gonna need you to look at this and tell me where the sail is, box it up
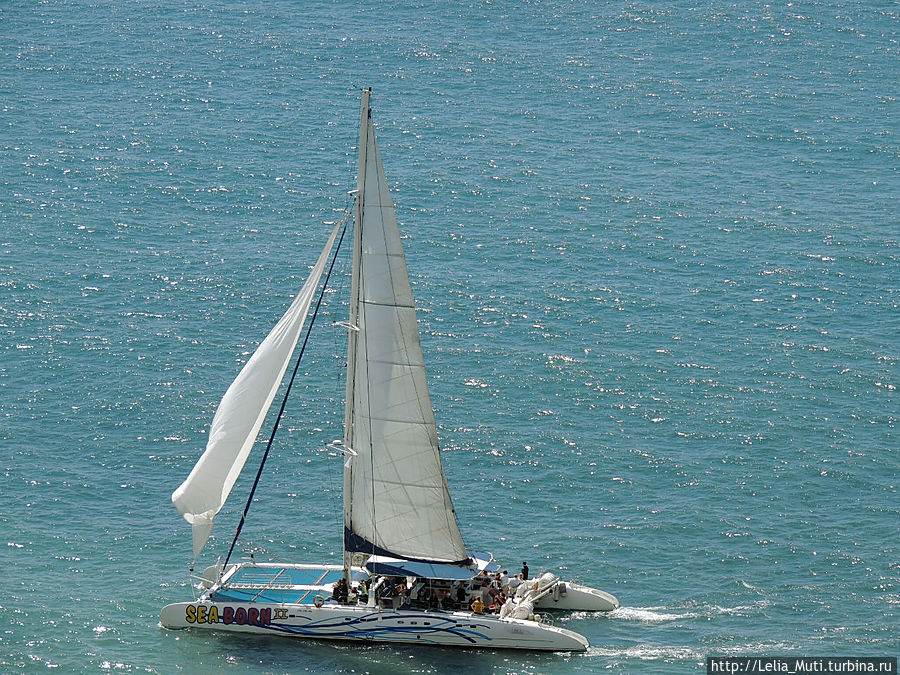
[343,91,469,565]
[173,222,341,562]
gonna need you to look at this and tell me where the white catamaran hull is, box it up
[159,601,588,651]
[163,91,613,654]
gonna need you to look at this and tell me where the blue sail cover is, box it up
[362,549,497,580]
[365,559,477,580]
[344,528,471,566]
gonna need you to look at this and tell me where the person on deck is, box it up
[488,583,503,605]
[378,578,396,608]
[409,580,424,606]
[471,596,484,614]
[479,581,492,605]
[332,577,349,604]
[455,582,467,610]
[396,582,408,609]
[421,585,433,609]
[521,562,529,580]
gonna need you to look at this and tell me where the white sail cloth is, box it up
[173,223,341,562]
[343,104,468,564]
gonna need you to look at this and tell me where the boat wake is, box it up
[588,644,701,660]
[610,606,690,622]
[605,600,771,623]
[587,638,803,663]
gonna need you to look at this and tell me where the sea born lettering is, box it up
[184,605,271,627]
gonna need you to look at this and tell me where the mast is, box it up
[342,87,371,583]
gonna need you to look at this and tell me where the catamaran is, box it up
[160,89,618,651]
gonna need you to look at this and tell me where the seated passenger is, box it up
[331,577,349,604]
[408,581,424,606]
[421,585,434,609]
[378,578,396,607]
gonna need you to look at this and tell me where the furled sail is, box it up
[343,90,469,565]
[173,222,341,562]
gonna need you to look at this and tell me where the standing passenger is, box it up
[455,582,467,609]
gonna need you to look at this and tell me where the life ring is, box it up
[350,553,366,568]
[313,594,325,608]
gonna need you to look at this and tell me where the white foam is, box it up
[610,600,770,623]
[612,606,695,622]
[589,644,701,660]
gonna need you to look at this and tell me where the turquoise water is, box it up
[1,0,897,672]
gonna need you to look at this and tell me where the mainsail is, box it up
[173,223,341,562]
[342,90,469,565]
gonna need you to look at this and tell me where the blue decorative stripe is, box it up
[261,612,492,645]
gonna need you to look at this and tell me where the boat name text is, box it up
[184,605,272,627]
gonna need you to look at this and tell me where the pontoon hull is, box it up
[160,601,588,651]
[533,581,619,612]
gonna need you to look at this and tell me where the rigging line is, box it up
[222,218,350,570]
[326,197,355,528]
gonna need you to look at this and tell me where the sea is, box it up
[1,0,896,672]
